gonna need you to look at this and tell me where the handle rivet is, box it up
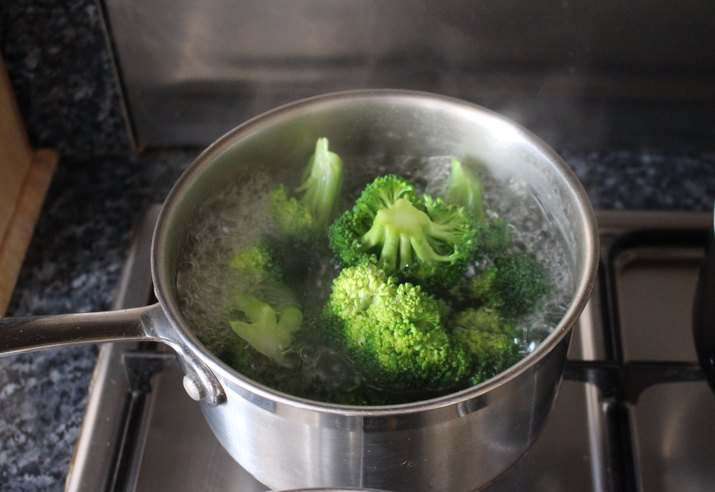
[182,375,204,401]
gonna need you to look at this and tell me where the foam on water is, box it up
[175,153,575,400]
[175,172,280,357]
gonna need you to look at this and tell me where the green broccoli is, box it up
[328,175,477,289]
[449,307,521,385]
[269,185,314,237]
[322,262,469,392]
[229,293,303,364]
[446,157,486,222]
[470,252,551,319]
[229,244,282,278]
[473,218,512,259]
[270,137,343,237]
[297,137,344,227]
[228,245,303,366]
[220,155,551,404]
[229,244,296,306]
[446,157,512,259]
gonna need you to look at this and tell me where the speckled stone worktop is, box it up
[0,151,193,490]
[0,147,713,490]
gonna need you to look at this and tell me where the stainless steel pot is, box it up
[0,91,599,492]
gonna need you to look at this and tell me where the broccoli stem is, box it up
[362,198,453,271]
[233,293,276,325]
[296,137,343,229]
[447,157,486,223]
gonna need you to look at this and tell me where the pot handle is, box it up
[0,304,226,406]
[0,305,159,356]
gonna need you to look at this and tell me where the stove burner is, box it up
[65,207,715,492]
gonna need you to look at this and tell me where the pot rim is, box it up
[152,89,600,416]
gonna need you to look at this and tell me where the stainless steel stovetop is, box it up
[64,207,715,492]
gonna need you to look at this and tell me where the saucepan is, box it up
[0,90,599,491]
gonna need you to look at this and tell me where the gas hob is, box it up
[64,207,715,492]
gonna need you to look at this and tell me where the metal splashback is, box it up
[102,0,715,150]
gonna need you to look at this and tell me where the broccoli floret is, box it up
[352,174,420,214]
[328,175,419,268]
[329,175,477,289]
[271,137,343,237]
[228,245,303,365]
[474,218,512,259]
[229,244,282,278]
[229,293,303,364]
[326,260,396,320]
[228,244,296,307]
[449,307,521,385]
[470,252,551,319]
[269,185,314,237]
[297,137,344,228]
[446,157,512,259]
[446,157,486,223]
[322,262,469,391]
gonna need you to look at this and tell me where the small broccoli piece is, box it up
[474,218,512,259]
[269,185,314,237]
[326,260,395,320]
[229,244,282,278]
[228,244,303,365]
[470,252,551,319]
[329,175,477,289]
[446,157,486,223]
[228,244,296,308]
[297,137,344,228]
[271,137,343,237]
[229,293,303,364]
[322,262,469,391]
[449,307,521,385]
[446,157,512,259]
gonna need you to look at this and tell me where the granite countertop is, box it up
[0,150,195,490]
[0,148,714,491]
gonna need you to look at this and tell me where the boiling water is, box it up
[175,154,574,403]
